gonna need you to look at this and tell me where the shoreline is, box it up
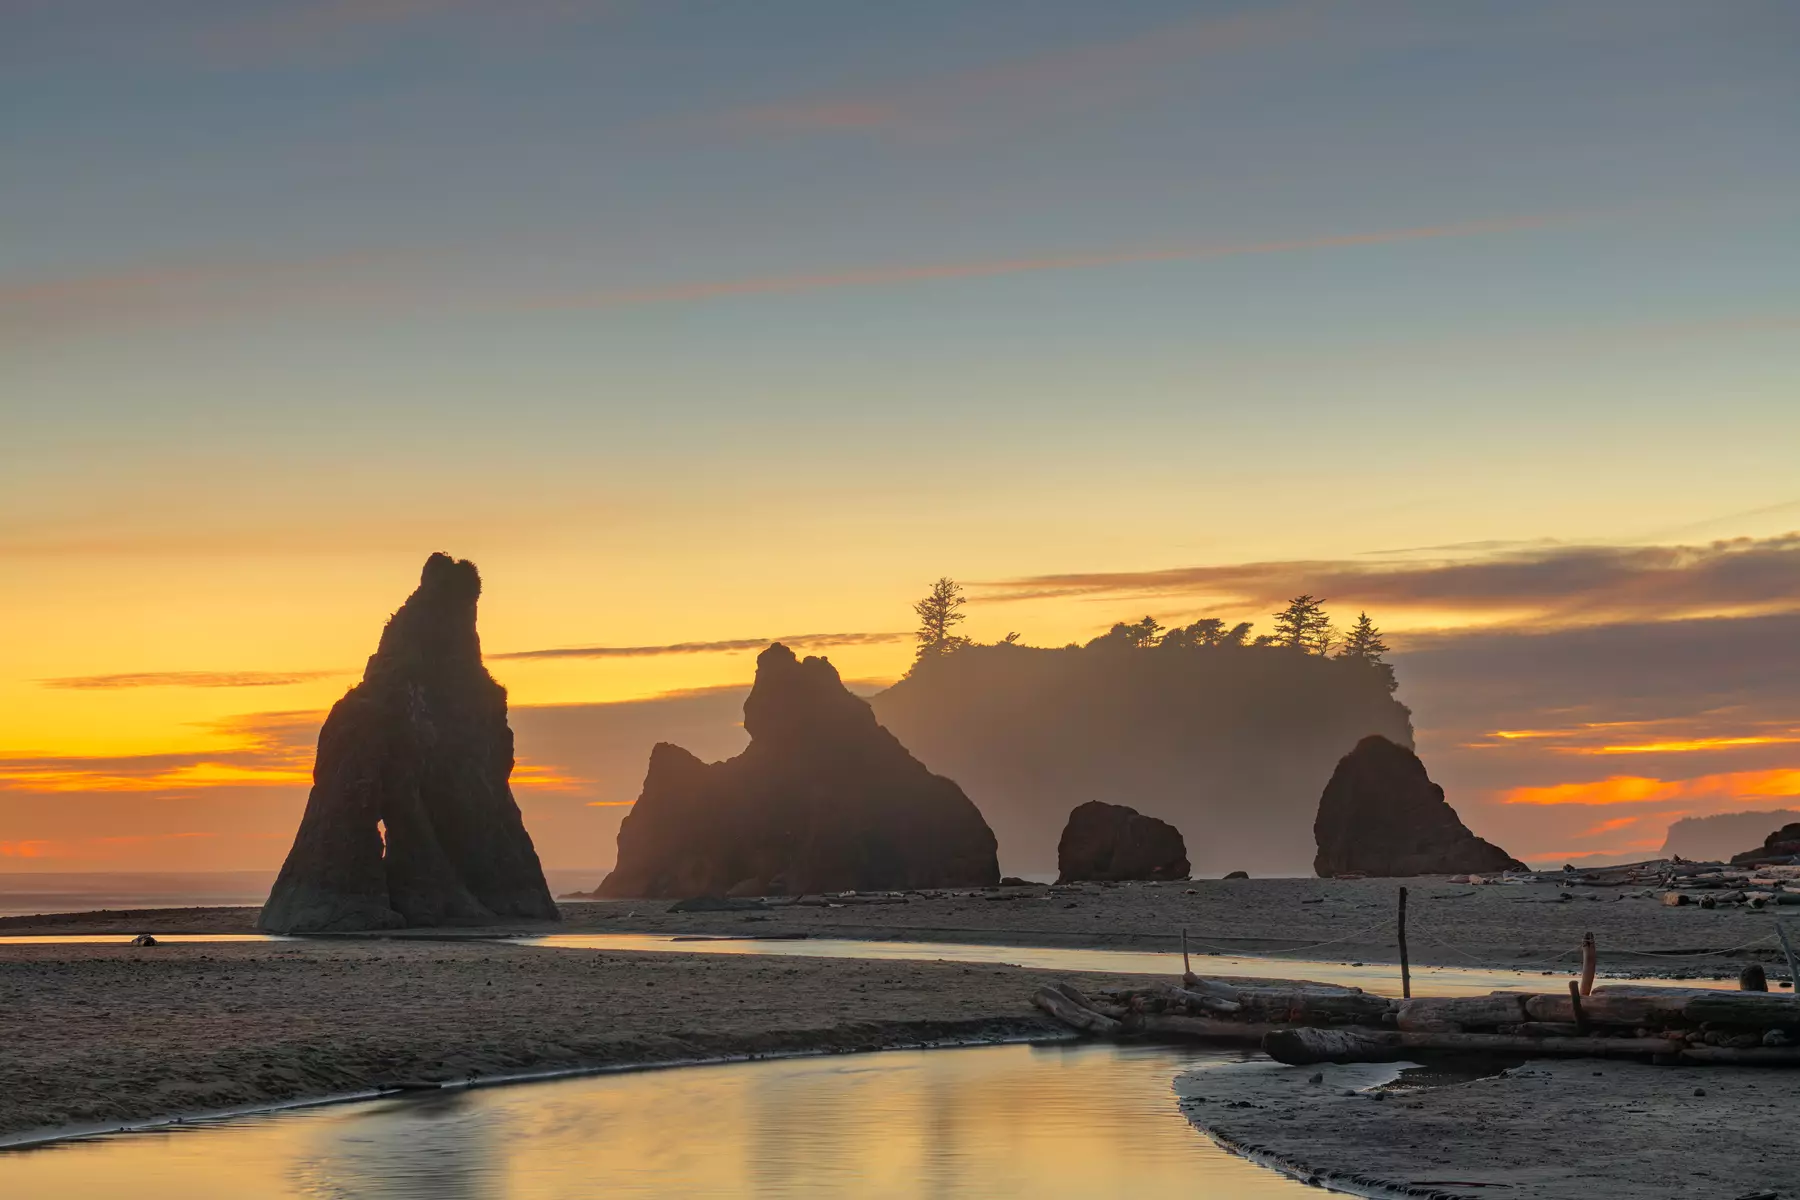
[0,1023,1068,1155]
[3,876,1789,979]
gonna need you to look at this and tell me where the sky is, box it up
[3,0,1798,875]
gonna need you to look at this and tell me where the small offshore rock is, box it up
[1055,800,1189,883]
[1223,870,1250,880]
[130,933,158,947]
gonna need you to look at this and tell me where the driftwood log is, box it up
[1031,975,1800,1068]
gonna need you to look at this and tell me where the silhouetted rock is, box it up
[1223,870,1249,880]
[1663,809,1800,862]
[1313,735,1524,878]
[596,644,999,898]
[259,554,559,933]
[1055,801,1189,883]
[874,641,1413,877]
[1730,822,1800,865]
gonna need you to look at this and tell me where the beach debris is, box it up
[1312,736,1526,878]
[591,644,998,899]
[1055,800,1189,884]
[130,933,158,947]
[1741,964,1769,992]
[1031,973,1800,1068]
[259,554,558,934]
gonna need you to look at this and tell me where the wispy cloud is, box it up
[196,0,603,66]
[40,670,342,691]
[494,631,909,661]
[726,3,1321,138]
[980,532,1800,633]
[3,213,1570,338]
[533,215,1569,311]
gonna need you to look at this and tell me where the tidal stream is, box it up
[0,1043,1319,1198]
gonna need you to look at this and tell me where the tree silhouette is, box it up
[912,577,971,664]
[1336,611,1398,692]
[1160,617,1252,649]
[1272,595,1334,654]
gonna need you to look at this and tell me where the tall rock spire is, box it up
[260,553,558,932]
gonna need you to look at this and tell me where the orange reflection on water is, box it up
[0,1044,1313,1198]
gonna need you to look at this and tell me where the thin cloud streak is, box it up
[494,631,910,661]
[5,213,1570,336]
[728,3,1322,137]
[40,670,342,691]
[534,215,1571,311]
[979,532,1800,632]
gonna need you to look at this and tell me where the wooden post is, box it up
[1777,920,1800,999]
[1181,928,1194,984]
[1567,980,1588,1034]
[1397,886,1411,1000]
[1580,931,1596,997]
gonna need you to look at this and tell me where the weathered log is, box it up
[1230,987,1394,1023]
[1524,992,1689,1027]
[1177,976,1246,1003]
[1396,994,1528,1031]
[1167,986,1243,1016]
[1683,992,1800,1030]
[1132,1013,1280,1042]
[1678,1045,1800,1066]
[1033,986,1122,1035]
[1263,1026,1681,1066]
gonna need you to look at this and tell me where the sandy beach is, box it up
[5,878,1796,1198]
[0,937,1117,1144]
[6,876,1790,977]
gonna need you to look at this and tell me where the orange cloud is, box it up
[0,761,313,794]
[0,840,53,859]
[511,759,591,794]
[1573,816,1641,838]
[1578,735,1800,755]
[1504,768,1800,807]
[40,670,343,691]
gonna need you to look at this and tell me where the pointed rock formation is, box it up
[1313,735,1524,877]
[596,643,999,898]
[259,554,559,933]
[1056,801,1189,883]
[1730,822,1800,866]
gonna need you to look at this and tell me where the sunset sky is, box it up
[4,1,1798,875]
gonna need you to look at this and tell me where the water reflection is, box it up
[1,1044,1318,1198]
[527,933,1734,997]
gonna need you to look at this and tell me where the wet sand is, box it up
[0,938,1111,1144]
[5,877,1789,978]
[1180,1058,1799,1199]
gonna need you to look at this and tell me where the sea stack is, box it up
[1056,801,1189,883]
[597,643,999,898]
[1730,822,1800,866]
[1313,735,1525,877]
[259,554,559,933]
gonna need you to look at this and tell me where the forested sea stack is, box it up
[597,643,999,898]
[1313,735,1525,877]
[259,554,558,933]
